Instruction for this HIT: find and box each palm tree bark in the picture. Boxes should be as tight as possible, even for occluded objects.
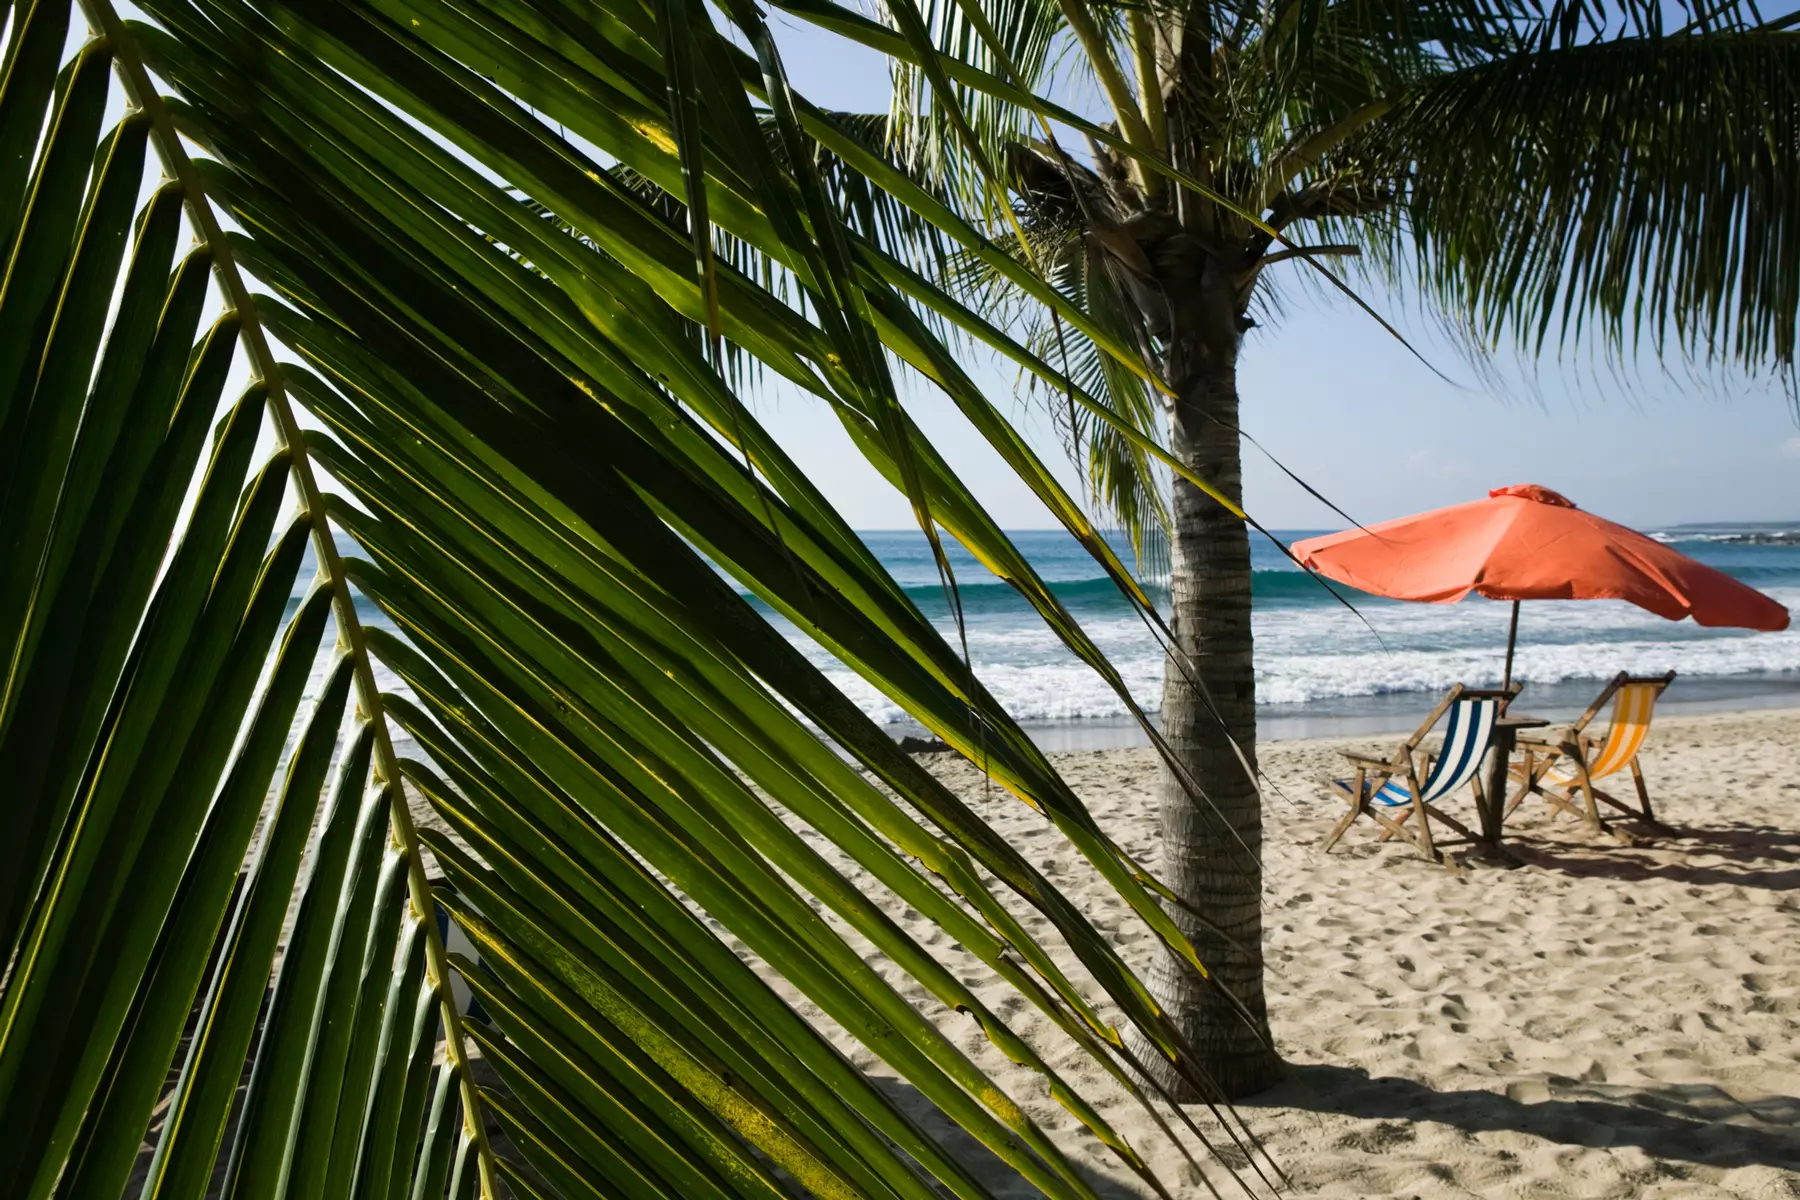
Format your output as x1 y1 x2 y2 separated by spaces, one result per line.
1135 263 1282 1100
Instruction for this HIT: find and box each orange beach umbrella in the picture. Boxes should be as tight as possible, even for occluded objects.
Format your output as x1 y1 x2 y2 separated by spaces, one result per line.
1291 484 1791 687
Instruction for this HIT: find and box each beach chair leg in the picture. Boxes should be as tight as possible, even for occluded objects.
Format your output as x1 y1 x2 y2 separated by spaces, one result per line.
1376 807 1413 843
1410 792 1437 861
1368 806 1424 852
1517 747 1568 818
1470 773 1496 846
1322 799 1364 853
1532 749 1559 793
1424 801 1478 846
1570 759 1605 836
1322 771 1366 852
1414 812 1437 861
1630 758 1657 824
1505 749 1536 818
1392 755 1433 860
1591 786 1639 817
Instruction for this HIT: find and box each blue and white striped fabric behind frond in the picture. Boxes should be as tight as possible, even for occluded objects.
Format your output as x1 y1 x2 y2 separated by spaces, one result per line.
1359 697 1501 808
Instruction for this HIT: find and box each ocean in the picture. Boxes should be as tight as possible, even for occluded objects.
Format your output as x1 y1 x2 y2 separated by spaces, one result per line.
301 522 1800 752
776 525 1800 745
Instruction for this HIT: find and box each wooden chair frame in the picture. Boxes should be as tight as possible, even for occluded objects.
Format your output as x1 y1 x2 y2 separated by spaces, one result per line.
1507 670 1675 834
1322 683 1521 861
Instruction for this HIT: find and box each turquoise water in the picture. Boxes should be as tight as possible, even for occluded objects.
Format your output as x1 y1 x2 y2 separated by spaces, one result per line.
785 525 1800 730
301 521 1800 739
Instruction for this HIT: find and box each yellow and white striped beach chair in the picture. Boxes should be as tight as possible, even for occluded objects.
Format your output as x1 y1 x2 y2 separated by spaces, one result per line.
1508 671 1676 833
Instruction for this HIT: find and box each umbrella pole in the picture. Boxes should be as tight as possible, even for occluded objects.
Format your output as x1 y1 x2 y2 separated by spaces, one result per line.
1502 599 1521 690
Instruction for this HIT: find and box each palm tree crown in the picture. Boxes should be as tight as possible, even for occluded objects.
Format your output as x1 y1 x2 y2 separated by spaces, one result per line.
844 0 1799 545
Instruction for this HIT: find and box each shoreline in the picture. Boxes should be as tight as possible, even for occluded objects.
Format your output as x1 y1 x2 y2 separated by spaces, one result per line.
883 675 1800 752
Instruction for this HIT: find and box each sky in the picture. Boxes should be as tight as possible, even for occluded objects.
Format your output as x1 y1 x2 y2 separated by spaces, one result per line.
47 5 1800 537
745 10 1800 533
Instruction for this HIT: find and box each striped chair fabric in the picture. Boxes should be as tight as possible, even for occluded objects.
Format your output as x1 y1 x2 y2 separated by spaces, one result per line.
1545 682 1661 784
1356 696 1502 807
1322 683 1517 860
1323 683 1519 859
1508 670 1675 831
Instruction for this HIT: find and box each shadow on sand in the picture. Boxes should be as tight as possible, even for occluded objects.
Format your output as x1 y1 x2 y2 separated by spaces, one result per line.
864 1073 1289 1200
1253 1063 1800 1173
1497 819 1800 892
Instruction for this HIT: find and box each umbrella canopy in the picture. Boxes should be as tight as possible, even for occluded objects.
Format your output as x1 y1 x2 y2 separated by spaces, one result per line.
1292 484 1790 630
1292 484 1790 688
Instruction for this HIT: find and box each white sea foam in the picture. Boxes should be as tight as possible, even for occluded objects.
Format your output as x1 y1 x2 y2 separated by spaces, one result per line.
290 582 1798 734
784 588 1800 723
1649 529 1799 545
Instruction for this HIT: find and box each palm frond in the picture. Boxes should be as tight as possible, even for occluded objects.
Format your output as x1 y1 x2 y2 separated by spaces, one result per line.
604 108 963 388
1068 241 1173 577
887 0 1067 213
0 3 1270 1199
1394 29 1800 371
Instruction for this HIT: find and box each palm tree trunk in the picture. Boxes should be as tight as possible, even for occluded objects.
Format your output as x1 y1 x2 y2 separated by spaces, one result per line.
1134 284 1282 1100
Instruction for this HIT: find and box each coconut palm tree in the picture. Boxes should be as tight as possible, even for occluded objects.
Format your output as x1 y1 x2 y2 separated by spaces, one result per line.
757 0 1799 1097
0 0 1297 1196
6 0 1794 1194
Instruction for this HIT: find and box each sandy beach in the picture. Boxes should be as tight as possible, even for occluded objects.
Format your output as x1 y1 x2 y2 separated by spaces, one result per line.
735 706 1800 1199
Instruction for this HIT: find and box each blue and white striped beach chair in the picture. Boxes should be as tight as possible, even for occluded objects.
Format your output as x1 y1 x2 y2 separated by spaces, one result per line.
1322 683 1520 860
